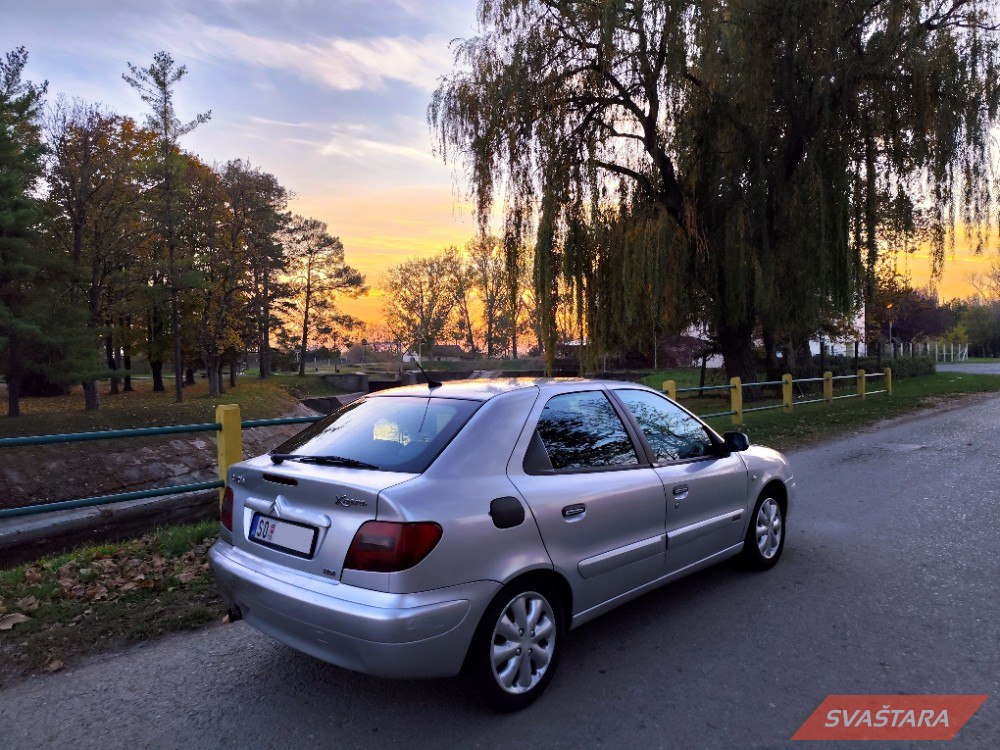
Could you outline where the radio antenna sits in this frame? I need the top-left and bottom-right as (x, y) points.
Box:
(413, 358), (442, 389)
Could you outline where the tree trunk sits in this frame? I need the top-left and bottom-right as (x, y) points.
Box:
(122, 317), (133, 392)
(184, 367), (195, 386)
(6, 346), (21, 417)
(717, 323), (757, 397)
(698, 351), (708, 397)
(107, 332), (120, 395)
(171, 284), (183, 402)
(82, 380), (100, 411)
(151, 360), (165, 392)
(761, 328), (781, 382)
(298, 283), (310, 377)
(792, 338), (812, 373)
(229, 360), (237, 387)
(259, 274), (271, 378)
(205, 355), (219, 397)
(217, 362), (225, 395)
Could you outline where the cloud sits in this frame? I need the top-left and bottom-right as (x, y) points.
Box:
(155, 19), (453, 92)
(243, 115), (437, 165)
(318, 131), (436, 163)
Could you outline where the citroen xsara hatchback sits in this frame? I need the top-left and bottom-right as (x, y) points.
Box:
(210, 379), (794, 711)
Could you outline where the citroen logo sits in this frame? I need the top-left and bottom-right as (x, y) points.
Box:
(336, 494), (367, 508)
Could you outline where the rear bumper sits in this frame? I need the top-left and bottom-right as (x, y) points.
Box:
(209, 541), (498, 679)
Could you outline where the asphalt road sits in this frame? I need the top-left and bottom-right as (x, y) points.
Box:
(939, 361), (1000, 375)
(2, 394), (999, 749)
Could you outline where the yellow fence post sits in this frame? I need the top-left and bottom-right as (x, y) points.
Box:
(216, 404), (243, 503)
(884, 366), (892, 396)
(857, 369), (866, 401)
(823, 371), (833, 403)
(781, 373), (793, 413)
(663, 380), (677, 400)
(730, 376), (743, 426)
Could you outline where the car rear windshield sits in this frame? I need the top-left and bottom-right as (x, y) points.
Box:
(272, 396), (480, 473)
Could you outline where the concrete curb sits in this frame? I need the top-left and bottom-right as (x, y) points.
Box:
(0, 488), (219, 568)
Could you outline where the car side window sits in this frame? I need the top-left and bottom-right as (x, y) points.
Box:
(534, 391), (640, 471)
(615, 389), (715, 462)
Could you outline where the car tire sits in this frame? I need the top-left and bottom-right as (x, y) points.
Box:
(741, 491), (786, 570)
(464, 580), (564, 713)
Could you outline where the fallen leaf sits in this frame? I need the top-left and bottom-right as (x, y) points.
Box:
(24, 568), (42, 584)
(0, 613), (31, 631)
(16, 596), (39, 611)
(46, 659), (64, 673)
(222, 614), (231, 624)
(177, 572), (195, 583)
(120, 582), (137, 592)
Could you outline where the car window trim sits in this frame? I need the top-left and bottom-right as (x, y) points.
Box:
(524, 388), (652, 476)
(607, 387), (728, 466)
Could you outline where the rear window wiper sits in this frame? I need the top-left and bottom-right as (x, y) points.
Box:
(270, 453), (380, 470)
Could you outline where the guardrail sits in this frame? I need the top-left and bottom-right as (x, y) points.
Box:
(663, 368), (892, 425)
(0, 405), (322, 520)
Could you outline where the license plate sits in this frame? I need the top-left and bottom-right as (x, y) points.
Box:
(249, 513), (317, 558)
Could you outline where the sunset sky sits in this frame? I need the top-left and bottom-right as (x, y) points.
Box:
(4, 0), (994, 323)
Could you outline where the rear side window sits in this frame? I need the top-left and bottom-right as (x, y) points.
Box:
(274, 396), (479, 473)
(533, 391), (639, 471)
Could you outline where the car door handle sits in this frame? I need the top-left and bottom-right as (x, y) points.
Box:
(562, 504), (586, 519)
(672, 485), (689, 497)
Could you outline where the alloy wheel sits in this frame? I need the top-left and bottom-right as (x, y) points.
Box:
(490, 591), (556, 695)
(756, 497), (783, 559)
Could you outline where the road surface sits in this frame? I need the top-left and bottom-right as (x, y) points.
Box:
(2, 393), (999, 749)
(939, 361), (1000, 375)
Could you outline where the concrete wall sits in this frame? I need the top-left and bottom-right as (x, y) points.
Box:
(321, 372), (369, 392)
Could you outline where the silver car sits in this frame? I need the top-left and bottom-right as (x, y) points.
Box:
(210, 378), (794, 711)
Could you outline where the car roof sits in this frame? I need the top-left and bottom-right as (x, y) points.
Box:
(371, 377), (652, 402)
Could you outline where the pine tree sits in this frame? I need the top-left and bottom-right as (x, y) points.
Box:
(123, 52), (210, 402)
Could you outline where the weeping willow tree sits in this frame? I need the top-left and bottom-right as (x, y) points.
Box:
(430, 0), (1000, 378)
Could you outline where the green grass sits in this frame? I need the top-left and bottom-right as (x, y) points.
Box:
(0, 520), (223, 686)
(963, 357), (1000, 364)
(0, 375), (345, 438)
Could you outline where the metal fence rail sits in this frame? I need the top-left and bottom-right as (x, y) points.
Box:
(663, 367), (892, 426)
(0, 407), (323, 520)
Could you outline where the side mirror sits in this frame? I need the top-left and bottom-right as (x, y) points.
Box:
(723, 431), (750, 452)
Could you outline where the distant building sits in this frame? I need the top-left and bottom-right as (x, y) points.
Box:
(402, 344), (467, 362)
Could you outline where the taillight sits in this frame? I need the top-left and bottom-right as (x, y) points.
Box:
(343, 521), (442, 572)
(221, 486), (234, 532)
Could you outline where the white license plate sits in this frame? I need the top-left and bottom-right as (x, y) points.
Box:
(249, 513), (317, 557)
